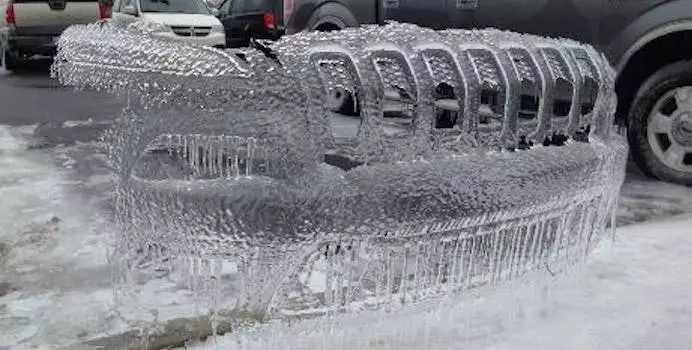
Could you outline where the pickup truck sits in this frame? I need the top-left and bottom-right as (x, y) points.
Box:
(215, 0), (692, 186)
(1, 0), (111, 70)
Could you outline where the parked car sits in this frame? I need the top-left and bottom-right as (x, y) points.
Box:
(111, 0), (225, 48)
(214, 0), (375, 48)
(214, 0), (692, 186)
(1, 0), (111, 70)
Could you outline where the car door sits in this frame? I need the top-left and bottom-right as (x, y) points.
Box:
(215, 0), (232, 20)
(215, 0), (240, 46)
(382, 0), (452, 30)
(218, 0), (270, 47)
(469, 0), (603, 46)
(448, 0), (476, 28)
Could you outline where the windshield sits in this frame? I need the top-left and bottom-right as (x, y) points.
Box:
(139, 0), (211, 14)
(231, 0), (266, 13)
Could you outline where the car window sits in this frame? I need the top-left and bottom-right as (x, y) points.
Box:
(121, 0), (136, 9)
(218, 0), (232, 15)
(231, 0), (264, 13)
(140, 0), (211, 14)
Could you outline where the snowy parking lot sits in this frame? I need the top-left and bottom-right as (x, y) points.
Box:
(1, 63), (692, 349)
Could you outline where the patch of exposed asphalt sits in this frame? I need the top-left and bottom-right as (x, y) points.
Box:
(617, 195), (687, 227)
(29, 120), (112, 149)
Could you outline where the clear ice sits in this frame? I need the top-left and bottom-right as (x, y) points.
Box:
(52, 19), (629, 337)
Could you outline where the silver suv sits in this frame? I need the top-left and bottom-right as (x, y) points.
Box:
(1, 0), (110, 70)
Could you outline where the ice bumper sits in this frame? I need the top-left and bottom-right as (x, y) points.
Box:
(118, 134), (628, 256)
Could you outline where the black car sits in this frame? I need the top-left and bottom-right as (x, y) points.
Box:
(215, 0), (376, 47)
(215, 0), (692, 187)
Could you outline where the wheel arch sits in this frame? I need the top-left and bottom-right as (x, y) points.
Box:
(607, 0), (692, 126)
(304, 1), (359, 32)
(615, 21), (692, 75)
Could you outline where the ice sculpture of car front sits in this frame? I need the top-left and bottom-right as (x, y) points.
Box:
(53, 21), (628, 320)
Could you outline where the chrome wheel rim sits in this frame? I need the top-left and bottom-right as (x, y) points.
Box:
(647, 86), (692, 173)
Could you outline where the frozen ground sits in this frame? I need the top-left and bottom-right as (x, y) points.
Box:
(0, 125), (201, 349)
(0, 123), (691, 349)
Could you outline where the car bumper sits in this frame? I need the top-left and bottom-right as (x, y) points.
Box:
(6, 25), (68, 55)
(226, 37), (249, 48)
(118, 133), (629, 253)
(225, 27), (284, 48)
(153, 31), (226, 48)
(8, 36), (58, 55)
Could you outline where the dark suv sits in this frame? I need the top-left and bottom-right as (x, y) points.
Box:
(215, 0), (376, 47)
(215, 0), (692, 186)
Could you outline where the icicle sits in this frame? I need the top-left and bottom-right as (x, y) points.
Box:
(246, 137), (255, 176)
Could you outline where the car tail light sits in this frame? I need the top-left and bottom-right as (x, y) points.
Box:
(98, 1), (112, 20)
(283, 0), (294, 26)
(263, 11), (276, 30)
(5, 1), (15, 26)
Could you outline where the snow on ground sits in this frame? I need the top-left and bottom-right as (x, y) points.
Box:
(0, 122), (691, 349)
(617, 164), (692, 226)
(0, 126), (199, 349)
(189, 213), (692, 350)
(0, 125), (118, 348)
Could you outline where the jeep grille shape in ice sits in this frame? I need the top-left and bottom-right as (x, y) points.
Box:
(52, 21), (628, 321)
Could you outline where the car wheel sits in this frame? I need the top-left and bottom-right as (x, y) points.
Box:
(327, 86), (358, 115)
(3, 50), (20, 71)
(307, 9), (360, 116)
(628, 60), (692, 186)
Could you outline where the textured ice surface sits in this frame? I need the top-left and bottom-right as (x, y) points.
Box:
(53, 20), (628, 331)
(189, 214), (692, 350)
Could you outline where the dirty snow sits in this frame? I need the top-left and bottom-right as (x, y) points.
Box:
(0, 126), (198, 349)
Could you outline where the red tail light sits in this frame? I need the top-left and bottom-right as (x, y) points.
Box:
(263, 11), (276, 30)
(283, 0), (294, 25)
(5, 1), (15, 26)
(98, 1), (111, 20)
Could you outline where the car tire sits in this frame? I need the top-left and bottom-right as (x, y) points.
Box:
(327, 86), (358, 115)
(628, 60), (692, 186)
(306, 4), (360, 115)
(3, 50), (20, 71)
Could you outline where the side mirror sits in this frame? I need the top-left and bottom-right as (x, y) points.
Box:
(210, 8), (219, 16)
(123, 5), (138, 16)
